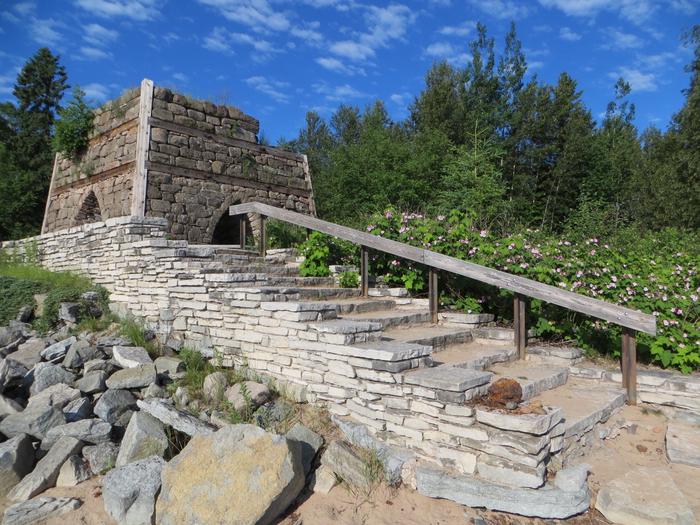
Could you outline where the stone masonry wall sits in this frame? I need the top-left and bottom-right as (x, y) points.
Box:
(145, 87), (314, 243)
(43, 88), (141, 232)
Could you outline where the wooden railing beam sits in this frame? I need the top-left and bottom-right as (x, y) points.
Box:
(622, 328), (638, 405)
(514, 293), (527, 359)
(360, 246), (369, 297)
(429, 268), (438, 324)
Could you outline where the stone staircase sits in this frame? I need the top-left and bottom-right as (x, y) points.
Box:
(172, 246), (627, 518)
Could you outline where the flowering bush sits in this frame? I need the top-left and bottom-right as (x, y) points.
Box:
(366, 209), (700, 372)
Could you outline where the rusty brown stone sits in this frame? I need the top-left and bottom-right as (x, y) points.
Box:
(484, 378), (523, 409)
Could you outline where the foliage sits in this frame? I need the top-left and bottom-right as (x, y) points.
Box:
(53, 87), (94, 159)
(366, 209), (700, 372)
(338, 271), (360, 288)
(266, 219), (307, 249)
(118, 316), (161, 358)
(297, 232), (356, 277)
(0, 276), (45, 325)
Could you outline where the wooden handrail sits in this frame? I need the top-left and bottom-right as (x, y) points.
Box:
(230, 201), (656, 336)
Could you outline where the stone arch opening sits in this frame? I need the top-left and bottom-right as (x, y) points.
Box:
(210, 207), (252, 246)
(75, 191), (102, 226)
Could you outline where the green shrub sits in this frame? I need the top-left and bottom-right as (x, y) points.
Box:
(366, 208), (700, 372)
(53, 87), (94, 159)
(118, 316), (160, 358)
(267, 219), (306, 249)
(0, 276), (44, 325)
(297, 231), (357, 277)
(339, 271), (360, 288)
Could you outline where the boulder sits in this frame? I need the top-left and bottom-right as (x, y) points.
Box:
(8, 436), (83, 502)
(136, 399), (215, 436)
(112, 346), (152, 369)
(82, 442), (119, 475)
(116, 412), (167, 467)
(2, 496), (81, 525)
(105, 364), (156, 390)
(42, 419), (112, 449)
(172, 386), (189, 408)
(63, 397), (92, 422)
(311, 464), (339, 494)
(225, 381), (270, 412)
(666, 420), (700, 468)
(15, 306), (33, 324)
(26, 384), (80, 411)
(154, 356), (184, 375)
(320, 441), (369, 488)
(10, 339), (45, 369)
(93, 389), (136, 424)
(0, 405), (66, 440)
(58, 303), (80, 324)
(202, 371), (228, 402)
(156, 424), (305, 525)
(0, 326), (24, 348)
(82, 358), (117, 375)
(286, 423), (323, 475)
(29, 364), (75, 396)
(55, 455), (91, 487)
(75, 370), (107, 394)
(595, 466), (695, 525)
(0, 395), (23, 417)
(61, 340), (100, 369)
(103, 455), (164, 525)
(96, 336), (128, 353)
(0, 435), (35, 497)
(0, 359), (28, 393)
(39, 337), (76, 361)
(142, 383), (168, 399)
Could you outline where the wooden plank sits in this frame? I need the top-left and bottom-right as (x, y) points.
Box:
(229, 202), (657, 335)
(622, 328), (637, 405)
(145, 161), (311, 199)
(131, 78), (154, 217)
(148, 117), (306, 163)
(429, 268), (438, 324)
(360, 246), (369, 297)
(514, 294), (528, 359)
(41, 153), (60, 234)
(259, 215), (267, 257)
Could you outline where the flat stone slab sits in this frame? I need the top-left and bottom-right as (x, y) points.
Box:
(404, 366), (492, 392)
(3, 496), (81, 525)
(136, 399), (215, 436)
(595, 466), (695, 525)
(476, 406), (562, 435)
(666, 420), (700, 468)
(416, 466), (589, 519)
(112, 346), (152, 368)
(309, 319), (382, 334)
(489, 362), (568, 400)
(351, 340), (432, 362)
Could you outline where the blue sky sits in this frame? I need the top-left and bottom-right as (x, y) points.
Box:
(1, 0), (698, 142)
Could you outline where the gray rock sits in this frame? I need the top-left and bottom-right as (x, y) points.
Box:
(103, 455), (164, 525)
(172, 386), (189, 407)
(15, 307), (33, 324)
(666, 420), (700, 468)
(416, 466), (589, 519)
(0, 435), (35, 498)
(142, 383), (167, 399)
(224, 381), (270, 412)
(112, 346), (152, 369)
(0, 395), (23, 417)
(26, 384), (80, 410)
(554, 464), (590, 492)
(156, 424), (304, 525)
(595, 466), (694, 525)
(82, 442), (119, 475)
(0, 359), (28, 393)
(2, 496), (81, 525)
(136, 399), (215, 436)
(75, 370), (107, 394)
(311, 464), (339, 494)
(42, 419), (112, 449)
(93, 389), (136, 424)
(29, 364), (75, 396)
(154, 356), (184, 375)
(477, 454), (545, 489)
(61, 340), (100, 369)
(0, 405), (66, 440)
(10, 339), (45, 369)
(321, 441), (369, 488)
(8, 436), (83, 502)
(55, 454), (91, 487)
(202, 371), (227, 402)
(0, 326), (24, 348)
(105, 364), (156, 390)
(96, 336), (128, 353)
(62, 397), (92, 422)
(475, 406), (563, 435)
(82, 358), (117, 375)
(39, 337), (76, 361)
(286, 423), (323, 475)
(58, 303), (80, 324)
(116, 412), (167, 467)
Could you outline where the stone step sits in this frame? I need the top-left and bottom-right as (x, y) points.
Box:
(431, 342), (517, 370)
(535, 378), (626, 440)
(263, 287), (362, 301)
(307, 319), (383, 345)
(342, 309), (432, 330)
(349, 340), (432, 364)
(403, 365), (492, 393)
(488, 362), (569, 400)
(259, 298), (398, 322)
(265, 275), (336, 287)
(203, 265), (300, 275)
(383, 325), (474, 349)
(472, 326), (516, 343)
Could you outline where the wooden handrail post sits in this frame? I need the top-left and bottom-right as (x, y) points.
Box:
(259, 215), (267, 257)
(622, 328), (637, 405)
(360, 245), (369, 296)
(514, 293), (527, 359)
(239, 215), (247, 249)
(429, 267), (438, 324)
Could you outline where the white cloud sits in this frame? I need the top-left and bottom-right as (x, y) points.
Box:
(390, 91), (411, 106)
(28, 18), (62, 46)
(603, 28), (644, 50)
(172, 72), (189, 82)
(83, 23), (118, 47)
(313, 81), (368, 101)
(245, 76), (290, 103)
(76, 46), (112, 60)
(609, 67), (657, 92)
(559, 27), (581, 41)
(203, 27), (233, 53)
(14, 2), (35, 16)
(290, 22), (324, 45)
(197, 0), (291, 33)
(538, 0), (656, 24)
(83, 82), (110, 101)
(641, 51), (681, 69)
(468, 0), (530, 20)
(439, 21), (473, 37)
(202, 27), (279, 60)
(330, 40), (375, 61)
(424, 41), (468, 65)
(670, 0), (697, 14)
(316, 57), (364, 76)
(74, 0), (160, 21)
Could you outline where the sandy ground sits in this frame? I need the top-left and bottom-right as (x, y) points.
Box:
(4, 404), (697, 525)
